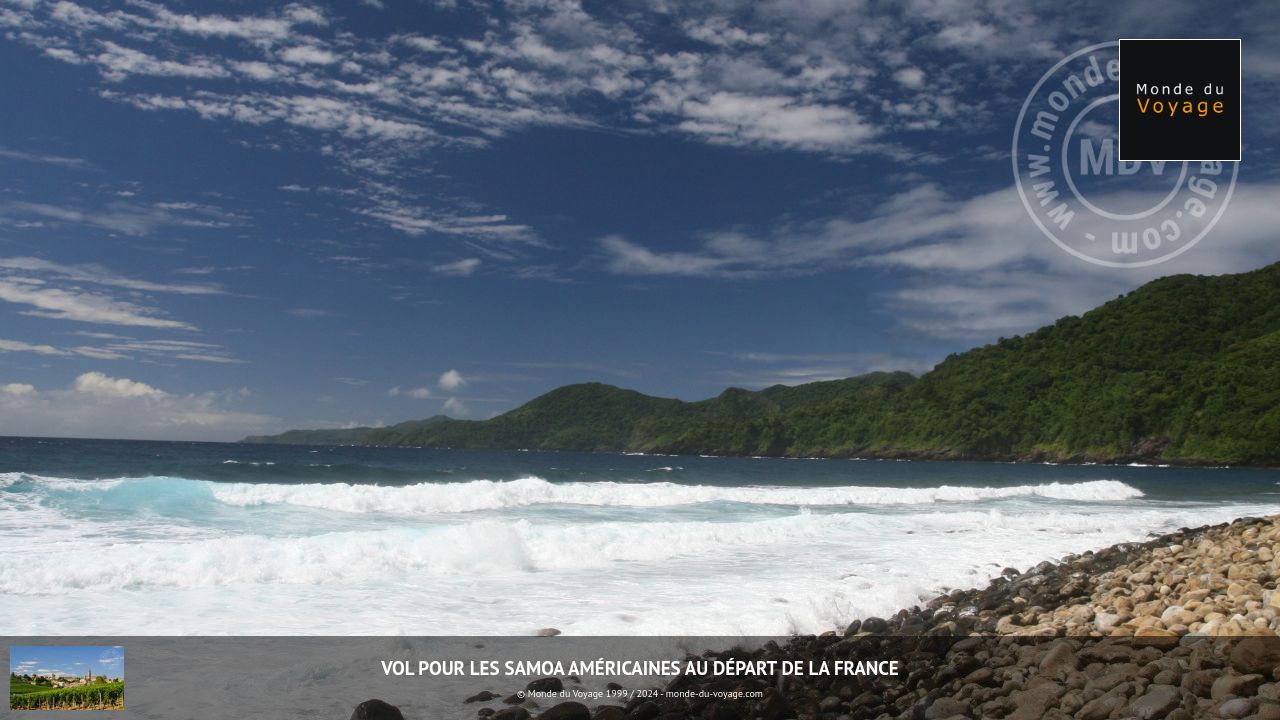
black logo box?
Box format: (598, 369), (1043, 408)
(1119, 38), (1241, 162)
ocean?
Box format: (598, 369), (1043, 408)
(3, 436), (1280, 636)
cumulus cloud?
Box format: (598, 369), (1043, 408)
(438, 369), (466, 390)
(72, 371), (164, 398)
(0, 373), (277, 440)
(442, 396), (468, 417)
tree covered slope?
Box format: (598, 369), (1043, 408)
(244, 263), (1280, 465)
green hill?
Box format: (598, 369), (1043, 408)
(244, 263), (1280, 465)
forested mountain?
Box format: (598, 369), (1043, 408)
(244, 263), (1280, 465)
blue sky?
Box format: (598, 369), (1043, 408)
(0, 0), (1278, 440)
(10, 646), (124, 679)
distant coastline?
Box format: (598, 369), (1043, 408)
(245, 263), (1280, 468)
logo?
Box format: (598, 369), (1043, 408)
(1012, 42), (1238, 268)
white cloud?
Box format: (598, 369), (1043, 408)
(432, 258), (480, 276)
(600, 178), (1280, 340)
(92, 40), (230, 81)
(442, 396), (468, 416)
(0, 338), (70, 356)
(0, 256), (217, 330)
(0, 374), (277, 441)
(0, 146), (87, 168)
(892, 67), (925, 88)
(0, 279), (194, 330)
(0, 257), (223, 295)
(0, 201), (240, 237)
(287, 308), (335, 318)
(73, 371), (165, 398)
(280, 45), (338, 65)
(96, 339), (242, 364)
(388, 385), (431, 399)
(438, 369), (466, 390)
(0, 333), (237, 364)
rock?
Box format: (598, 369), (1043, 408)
(493, 708), (531, 720)
(1181, 669), (1217, 697)
(1075, 694), (1125, 720)
(1006, 682), (1062, 720)
(1212, 673), (1264, 701)
(1093, 612), (1123, 633)
(537, 628), (562, 637)
(1038, 641), (1078, 677)
(591, 708), (626, 720)
(818, 696), (841, 712)
(860, 617), (888, 633)
(701, 703), (741, 720)
(526, 678), (564, 693)
(627, 701), (660, 720)
(350, 699), (405, 720)
(1229, 637), (1280, 674)
(467, 691), (501, 704)
(754, 689), (793, 720)
(1217, 698), (1255, 718)
(924, 696), (969, 719)
(1127, 684), (1181, 720)
(963, 667), (995, 685)
(536, 702), (590, 720)
(1133, 626), (1179, 647)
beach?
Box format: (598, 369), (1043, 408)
(426, 516), (1280, 720)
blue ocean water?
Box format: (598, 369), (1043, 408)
(3, 436), (1279, 635)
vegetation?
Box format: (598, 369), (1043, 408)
(244, 263), (1280, 465)
(10, 681), (124, 710)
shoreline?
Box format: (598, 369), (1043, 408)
(842, 514), (1280, 640)
(237, 438), (1280, 470)
(432, 515), (1280, 720)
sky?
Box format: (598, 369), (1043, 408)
(0, 0), (1277, 441)
(10, 645), (124, 679)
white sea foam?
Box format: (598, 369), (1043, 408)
(0, 472), (124, 491)
(206, 477), (1143, 514)
(0, 502), (1238, 596)
(3, 467), (1274, 637)
(5, 500), (1280, 637)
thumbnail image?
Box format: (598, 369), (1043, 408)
(9, 646), (124, 711)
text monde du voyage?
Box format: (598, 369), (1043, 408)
(1134, 83), (1229, 118)
(380, 658), (900, 678)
